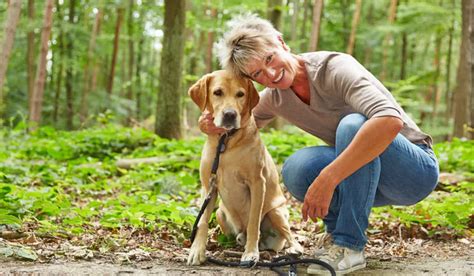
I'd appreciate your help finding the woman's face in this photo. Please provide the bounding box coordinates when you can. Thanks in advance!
[244,45,296,90]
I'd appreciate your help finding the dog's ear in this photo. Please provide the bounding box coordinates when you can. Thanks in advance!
[188,74,213,111]
[246,79,260,111]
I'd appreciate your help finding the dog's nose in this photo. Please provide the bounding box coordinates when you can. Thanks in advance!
[222,109,237,122]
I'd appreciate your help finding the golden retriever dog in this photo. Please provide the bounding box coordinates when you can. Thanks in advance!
[187,70,303,266]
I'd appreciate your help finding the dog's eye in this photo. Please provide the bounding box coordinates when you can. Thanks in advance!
[213,89,223,96]
[236,91,245,98]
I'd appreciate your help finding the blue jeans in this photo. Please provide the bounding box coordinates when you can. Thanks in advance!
[282,113,439,251]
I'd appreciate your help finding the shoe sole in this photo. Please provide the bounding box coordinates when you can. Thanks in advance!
[307,262,367,275]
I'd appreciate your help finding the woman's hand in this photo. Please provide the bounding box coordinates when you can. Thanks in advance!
[302,172,337,222]
[198,111,226,135]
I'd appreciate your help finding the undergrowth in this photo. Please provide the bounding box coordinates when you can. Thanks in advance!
[0,124,472,243]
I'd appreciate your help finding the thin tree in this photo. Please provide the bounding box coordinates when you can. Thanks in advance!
[363,2,374,68]
[346,0,362,55]
[0,0,22,118]
[126,0,135,124]
[267,0,284,130]
[469,0,474,139]
[29,0,54,129]
[452,0,471,137]
[27,0,35,113]
[65,0,76,130]
[53,0,64,124]
[300,0,310,52]
[107,7,125,96]
[309,0,324,52]
[268,0,283,31]
[80,8,102,123]
[291,0,299,44]
[431,25,443,123]
[155,0,186,139]
[381,0,398,81]
[205,1,217,73]
[135,7,145,121]
[444,0,456,124]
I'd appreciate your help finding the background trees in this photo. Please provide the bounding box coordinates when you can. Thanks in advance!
[0,0,471,141]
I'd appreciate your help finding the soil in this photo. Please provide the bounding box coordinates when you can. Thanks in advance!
[0,256,473,275]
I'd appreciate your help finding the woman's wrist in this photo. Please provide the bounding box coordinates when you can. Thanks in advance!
[318,167,341,188]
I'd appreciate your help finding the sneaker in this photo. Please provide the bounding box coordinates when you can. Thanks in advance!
[307,244,366,275]
[314,232,333,256]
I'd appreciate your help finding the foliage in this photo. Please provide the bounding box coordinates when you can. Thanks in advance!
[434,138,474,173]
[0,125,472,243]
[0,0,464,140]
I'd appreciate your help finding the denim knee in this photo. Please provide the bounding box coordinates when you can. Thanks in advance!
[336,113,367,149]
[282,146,336,202]
[282,155,309,202]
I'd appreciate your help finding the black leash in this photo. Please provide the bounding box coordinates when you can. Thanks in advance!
[208,255,336,276]
[189,128,336,276]
[190,129,238,244]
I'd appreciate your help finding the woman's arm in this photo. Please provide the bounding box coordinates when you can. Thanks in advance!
[302,116,403,221]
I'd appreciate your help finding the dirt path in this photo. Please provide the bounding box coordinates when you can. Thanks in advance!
[1,256,473,276]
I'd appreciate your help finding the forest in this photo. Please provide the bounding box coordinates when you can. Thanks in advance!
[0,0,473,274]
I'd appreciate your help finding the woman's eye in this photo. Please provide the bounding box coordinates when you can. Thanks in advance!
[265,54,273,64]
[253,71,261,78]
[213,89,223,96]
[236,91,244,98]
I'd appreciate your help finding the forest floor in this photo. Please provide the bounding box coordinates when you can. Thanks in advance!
[1,229,472,275]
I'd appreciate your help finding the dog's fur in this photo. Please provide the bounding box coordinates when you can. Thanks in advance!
[187,70,303,265]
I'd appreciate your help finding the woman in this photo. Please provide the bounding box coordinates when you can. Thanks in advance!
[199,14,439,274]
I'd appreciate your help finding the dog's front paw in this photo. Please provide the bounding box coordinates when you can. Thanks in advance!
[241,249,259,265]
[187,243,206,265]
[286,240,304,256]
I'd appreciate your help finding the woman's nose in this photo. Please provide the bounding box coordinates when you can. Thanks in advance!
[265,67,276,78]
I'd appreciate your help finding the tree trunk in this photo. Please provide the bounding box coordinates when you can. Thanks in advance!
[90,8,103,97]
[0,0,22,118]
[65,0,76,130]
[400,32,407,80]
[363,2,374,69]
[126,0,134,124]
[205,3,217,73]
[381,0,398,81]
[431,30,442,123]
[469,0,474,139]
[291,0,299,43]
[267,0,284,130]
[445,0,455,124]
[29,0,54,129]
[107,7,124,96]
[309,0,323,52]
[27,0,35,116]
[80,8,102,123]
[452,0,470,138]
[155,0,186,139]
[300,0,310,52]
[135,36,144,121]
[346,0,362,55]
[268,0,283,31]
[53,0,64,124]
[339,0,350,47]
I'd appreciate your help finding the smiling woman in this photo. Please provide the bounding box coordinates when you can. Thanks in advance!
[199,13,440,275]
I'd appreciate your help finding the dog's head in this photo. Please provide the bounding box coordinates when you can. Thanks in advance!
[188,70,259,130]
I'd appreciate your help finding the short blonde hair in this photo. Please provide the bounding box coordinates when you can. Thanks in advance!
[217,14,284,77]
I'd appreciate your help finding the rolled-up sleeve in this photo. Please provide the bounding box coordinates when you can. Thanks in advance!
[328,54,402,119]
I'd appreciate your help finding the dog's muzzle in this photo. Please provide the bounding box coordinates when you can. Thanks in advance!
[221,108,238,129]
